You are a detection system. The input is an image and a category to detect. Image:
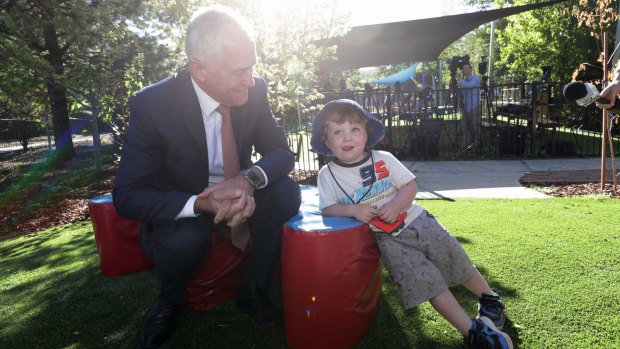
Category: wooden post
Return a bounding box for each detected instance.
[601,32,609,190]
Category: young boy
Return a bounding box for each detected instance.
[310,99,513,349]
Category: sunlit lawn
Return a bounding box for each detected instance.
[0,198,619,348]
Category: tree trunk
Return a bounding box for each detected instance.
[42,22,74,159]
[91,99,102,173]
[46,78,74,159]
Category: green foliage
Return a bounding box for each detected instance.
[495,0,591,82]
[0,92,47,150]
[99,54,146,161]
[0,0,184,156]
[246,0,353,124]
[0,119,44,150]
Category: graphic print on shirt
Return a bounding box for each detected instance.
[337,160,395,205]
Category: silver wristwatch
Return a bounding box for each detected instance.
[241,168,264,189]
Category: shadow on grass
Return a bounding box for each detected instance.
[0,222,157,348]
[1,221,523,349]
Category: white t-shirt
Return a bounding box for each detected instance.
[317,150,423,235]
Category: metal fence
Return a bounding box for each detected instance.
[1,82,619,174]
[288,81,620,172]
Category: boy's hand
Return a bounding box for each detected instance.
[377,203,402,223]
[353,204,378,223]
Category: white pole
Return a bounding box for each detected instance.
[488,20,495,85]
[614,3,620,66]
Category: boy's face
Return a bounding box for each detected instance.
[324,118,368,164]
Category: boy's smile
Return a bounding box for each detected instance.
[324,120,368,164]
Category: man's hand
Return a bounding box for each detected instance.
[195,175,255,227]
[598,65,620,110]
[597,79,620,110]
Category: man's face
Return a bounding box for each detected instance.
[462,64,473,77]
[191,33,257,107]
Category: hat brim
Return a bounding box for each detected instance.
[310,99,385,156]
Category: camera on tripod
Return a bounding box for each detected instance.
[446,55,470,73]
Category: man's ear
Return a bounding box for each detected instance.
[188,59,207,82]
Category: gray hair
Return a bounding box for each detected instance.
[185,5,255,65]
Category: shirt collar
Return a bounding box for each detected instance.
[191,77,220,116]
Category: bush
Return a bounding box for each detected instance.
[0,119,45,150]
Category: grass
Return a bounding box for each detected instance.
[1,198,619,348]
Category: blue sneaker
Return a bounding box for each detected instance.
[467,316,513,349]
[478,293,506,329]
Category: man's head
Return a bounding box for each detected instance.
[310,99,385,159]
[462,63,474,78]
[186,6,257,107]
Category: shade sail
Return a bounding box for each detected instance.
[317,0,568,72]
[369,63,419,85]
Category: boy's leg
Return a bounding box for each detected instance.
[462,270,494,297]
[429,289,472,336]
[462,272,506,329]
[429,290,513,349]
[415,210,507,329]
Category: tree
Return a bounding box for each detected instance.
[0,94,46,150]
[242,0,351,125]
[0,0,180,161]
[464,0,618,83]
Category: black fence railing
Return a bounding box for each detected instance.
[1,83,619,174]
[286,81,620,172]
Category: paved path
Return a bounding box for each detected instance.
[401,158,613,199]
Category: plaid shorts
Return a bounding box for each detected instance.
[375,210,476,309]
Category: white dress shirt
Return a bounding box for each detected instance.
[176,78,267,219]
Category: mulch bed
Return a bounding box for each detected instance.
[520,169,619,199]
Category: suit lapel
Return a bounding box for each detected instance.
[175,69,209,158]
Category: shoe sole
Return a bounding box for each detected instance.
[478,316,513,349]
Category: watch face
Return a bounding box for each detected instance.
[245,170,261,187]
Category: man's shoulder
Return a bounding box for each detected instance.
[134,69,191,99]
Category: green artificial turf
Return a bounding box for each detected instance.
[0,198,618,348]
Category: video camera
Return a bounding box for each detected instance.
[446,55,470,72]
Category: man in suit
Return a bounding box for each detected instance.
[113,6,301,349]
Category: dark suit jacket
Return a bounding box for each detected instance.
[113,68,294,225]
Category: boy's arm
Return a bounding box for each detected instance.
[377,179,417,222]
[322,203,378,223]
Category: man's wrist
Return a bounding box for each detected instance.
[241,166,266,189]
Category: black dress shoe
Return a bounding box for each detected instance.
[139,297,181,349]
[237,288,281,328]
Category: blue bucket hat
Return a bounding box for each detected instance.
[310,99,385,156]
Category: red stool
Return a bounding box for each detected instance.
[88,194,153,276]
[88,194,246,311]
[282,185,382,349]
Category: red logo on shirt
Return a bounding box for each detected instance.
[375,160,389,180]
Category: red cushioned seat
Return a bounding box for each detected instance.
[88,194,153,276]
[88,194,246,311]
[281,185,382,349]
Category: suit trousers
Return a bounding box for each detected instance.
[140,176,301,304]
